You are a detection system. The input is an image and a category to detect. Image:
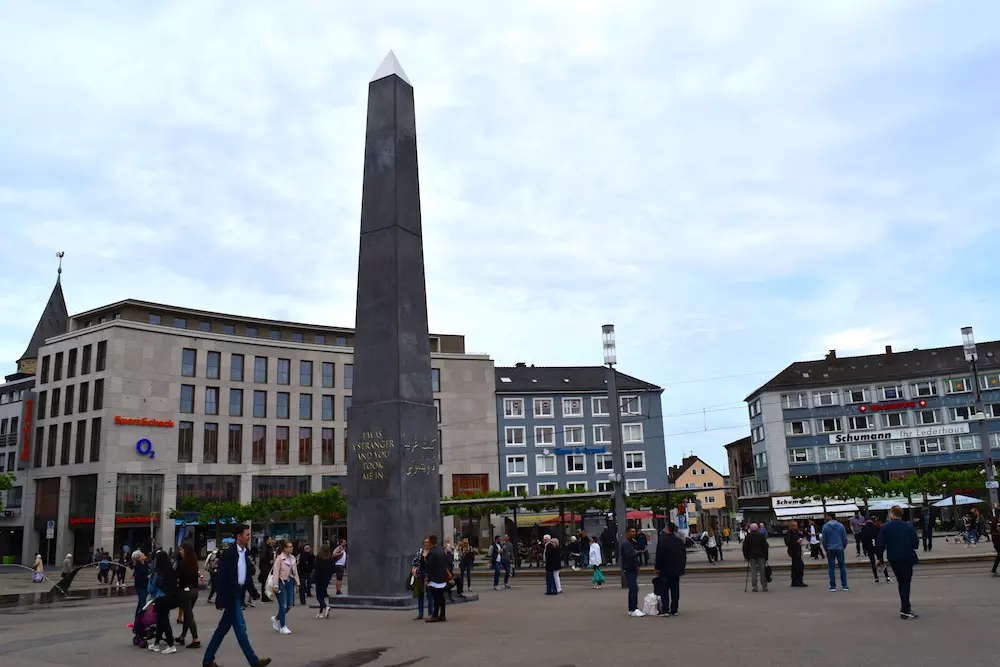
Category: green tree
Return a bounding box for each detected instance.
[0,472,14,512]
[838,475,885,515]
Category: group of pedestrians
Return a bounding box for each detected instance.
[410,534,454,622]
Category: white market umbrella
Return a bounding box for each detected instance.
[868,499,909,511]
[932,495,983,507]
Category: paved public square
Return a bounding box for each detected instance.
[1,560,996,667]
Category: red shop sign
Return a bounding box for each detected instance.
[19,398,33,462]
[115,416,175,428]
[70,517,96,525]
[116,515,160,525]
[860,400,925,413]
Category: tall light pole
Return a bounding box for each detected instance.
[602,324,629,588]
[961,326,999,512]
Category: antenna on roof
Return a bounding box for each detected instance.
[56,251,65,283]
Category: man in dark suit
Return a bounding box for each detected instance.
[202,525,271,667]
[258,536,274,603]
[654,523,687,616]
[876,506,920,620]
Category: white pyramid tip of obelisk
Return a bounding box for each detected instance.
[371,50,411,85]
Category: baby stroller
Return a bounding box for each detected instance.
[131,599,157,648]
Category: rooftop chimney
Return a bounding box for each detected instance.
[515,362,526,368]
[885,345,893,362]
[825,349,837,362]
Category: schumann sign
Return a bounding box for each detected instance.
[829,422,970,444]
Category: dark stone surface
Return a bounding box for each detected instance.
[346,62,442,602]
[323,592,479,610]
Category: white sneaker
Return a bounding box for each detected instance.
[161,646,177,655]
[271,616,280,631]
[629,610,646,617]
[280,626,292,635]
[148,644,160,652]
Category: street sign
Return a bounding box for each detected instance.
[45,519,55,540]
[986,481,999,489]
[46,520,54,529]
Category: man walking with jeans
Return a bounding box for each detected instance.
[822,513,849,592]
[876,505,919,619]
[654,523,686,615]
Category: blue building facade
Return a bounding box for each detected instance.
[495,365,667,496]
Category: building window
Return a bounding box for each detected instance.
[434,398,441,423]
[979,374,1000,391]
[886,440,911,457]
[431,368,441,392]
[849,415,874,430]
[533,398,553,418]
[202,387,218,415]
[59,422,71,465]
[290,332,303,343]
[813,391,838,407]
[223,324,235,335]
[254,356,268,383]
[36,391,47,420]
[81,345,92,375]
[881,412,906,428]
[507,484,528,496]
[300,360,313,386]
[568,482,588,492]
[178,421,194,463]
[536,454,557,475]
[227,425,243,464]
[562,398,583,417]
[988,403,1000,419]
[46,425,57,466]
[67,348,77,378]
[991,433,1000,450]
[911,381,937,397]
[702,494,716,504]
[231,354,244,382]
[845,388,866,404]
[626,479,647,492]
[50,387,60,418]
[203,423,218,463]
[64,385,75,416]
[590,453,612,473]
[322,428,335,465]
[876,385,902,401]
[785,420,810,436]
[207,351,220,379]
[73,419,86,464]
[820,445,845,461]
[819,418,842,433]
[593,425,611,444]
[344,396,352,420]
[344,364,353,389]
[39,354,50,384]
[564,425,584,445]
[535,426,555,446]
[537,482,558,494]
[597,481,613,493]
[955,434,982,451]
[268,329,280,340]
[620,396,641,415]
[622,423,643,443]
[149,314,162,325]
[318,395,333,421]
[276,425,290,464]
[781,393,806,409]
[917,409,940,425]
[182,348,197,377]
[199,321,212,332]
[95,340,107,372]
[89,417,102,462]
[751,425,765,442]
[299,427,312,464]
[253,390,267,419]
[224,388,242,416]
[917,437,944,454]
[503,398,524,418]
[275,358,290,385]
[952,406,979,421]
[788,448,813,463]
[566,454,586,473]
[592,397,609,416]
[246,327,258,338]
[180,385,195,413]
[33,427,43,468]
[504,427,525,447]
[322,362,335,388]
[299,394,313,420]
[335,336,347,346]
[947,378,971,394]
[625,451,645,470]
[749,399,762,417]
[754,452,768,468]
[506,455,527,476]
[851,443,877,459]
[53,352,63,381]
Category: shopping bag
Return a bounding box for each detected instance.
[264,573,276,593]
[642,593,661,616]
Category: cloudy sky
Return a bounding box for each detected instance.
[2,1,998,471]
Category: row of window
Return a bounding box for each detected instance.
[35,381,105,421]
[0,388,26,404]
[788,432,1000,463]
[785,404,1000,436]
[506,479,649,496]
[680,481,717,489]
[148,313,351,347]
[0,416,19,437]
[31,419,103,468]
[503,423,644,447]
[38,341,108,385]
[741,477,770,497]
[505,451,646,477]
[179,385,360,421]
[502,395,641,420]
[779,374,1000,410]
[1,484,22,508]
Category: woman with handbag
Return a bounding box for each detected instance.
[589,536,605,589]
[147,551,179,653]
[268,539,300,635]
[174,543,201,649]
[31,554,44,583]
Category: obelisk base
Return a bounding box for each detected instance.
[320,592,479,611]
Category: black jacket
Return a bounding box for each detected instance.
[742,531,769,560]
[424,546,450,584]
[313,554,336,586]
[544,544,561,572]
[654,533,687,576]
[258,543,274,581]
[783,530,803,558]
[214,545,249,609]
[298,551,316,577]
[860,521,880,554]
[876,519,919,564]
[175,561,200,591]
[620,539,639,571]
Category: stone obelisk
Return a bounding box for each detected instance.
[344,51,441,605]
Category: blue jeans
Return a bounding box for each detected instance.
[493,560,509,587]
[277,580,295,627]
[203,592,259,666]
[827,548,847,588]
[545,571,556,594]
[624,569,639,611]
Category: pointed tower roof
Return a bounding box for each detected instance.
[370,50,411,85]
[18,258,69,364]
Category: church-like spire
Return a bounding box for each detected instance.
[16,253,70,375]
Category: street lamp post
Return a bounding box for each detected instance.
[961,327,999,512]
[602,324,630,588]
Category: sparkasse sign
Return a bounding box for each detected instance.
[829,423,970,444]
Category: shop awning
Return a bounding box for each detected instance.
[774,503,858,519]
[509,513,580,527]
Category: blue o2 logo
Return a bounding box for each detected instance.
[136,439,156,459]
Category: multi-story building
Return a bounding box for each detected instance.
[19,298,496,564]
[495,364,667,497]
[743,343,1000,517]
[668,456,725,534]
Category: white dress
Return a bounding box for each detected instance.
[588,542,602,567]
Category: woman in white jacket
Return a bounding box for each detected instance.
[588,536,605,589]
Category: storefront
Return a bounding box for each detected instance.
[0,521,24,564]
[69,475,97,565]
[115,472,163,552]
[771,496,859,524]
[34,477,60,564]
[253,475,312,543]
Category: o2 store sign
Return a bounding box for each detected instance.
[829,422,970,444]
[115,415,170,459]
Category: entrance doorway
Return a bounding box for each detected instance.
[0,527,23,564]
